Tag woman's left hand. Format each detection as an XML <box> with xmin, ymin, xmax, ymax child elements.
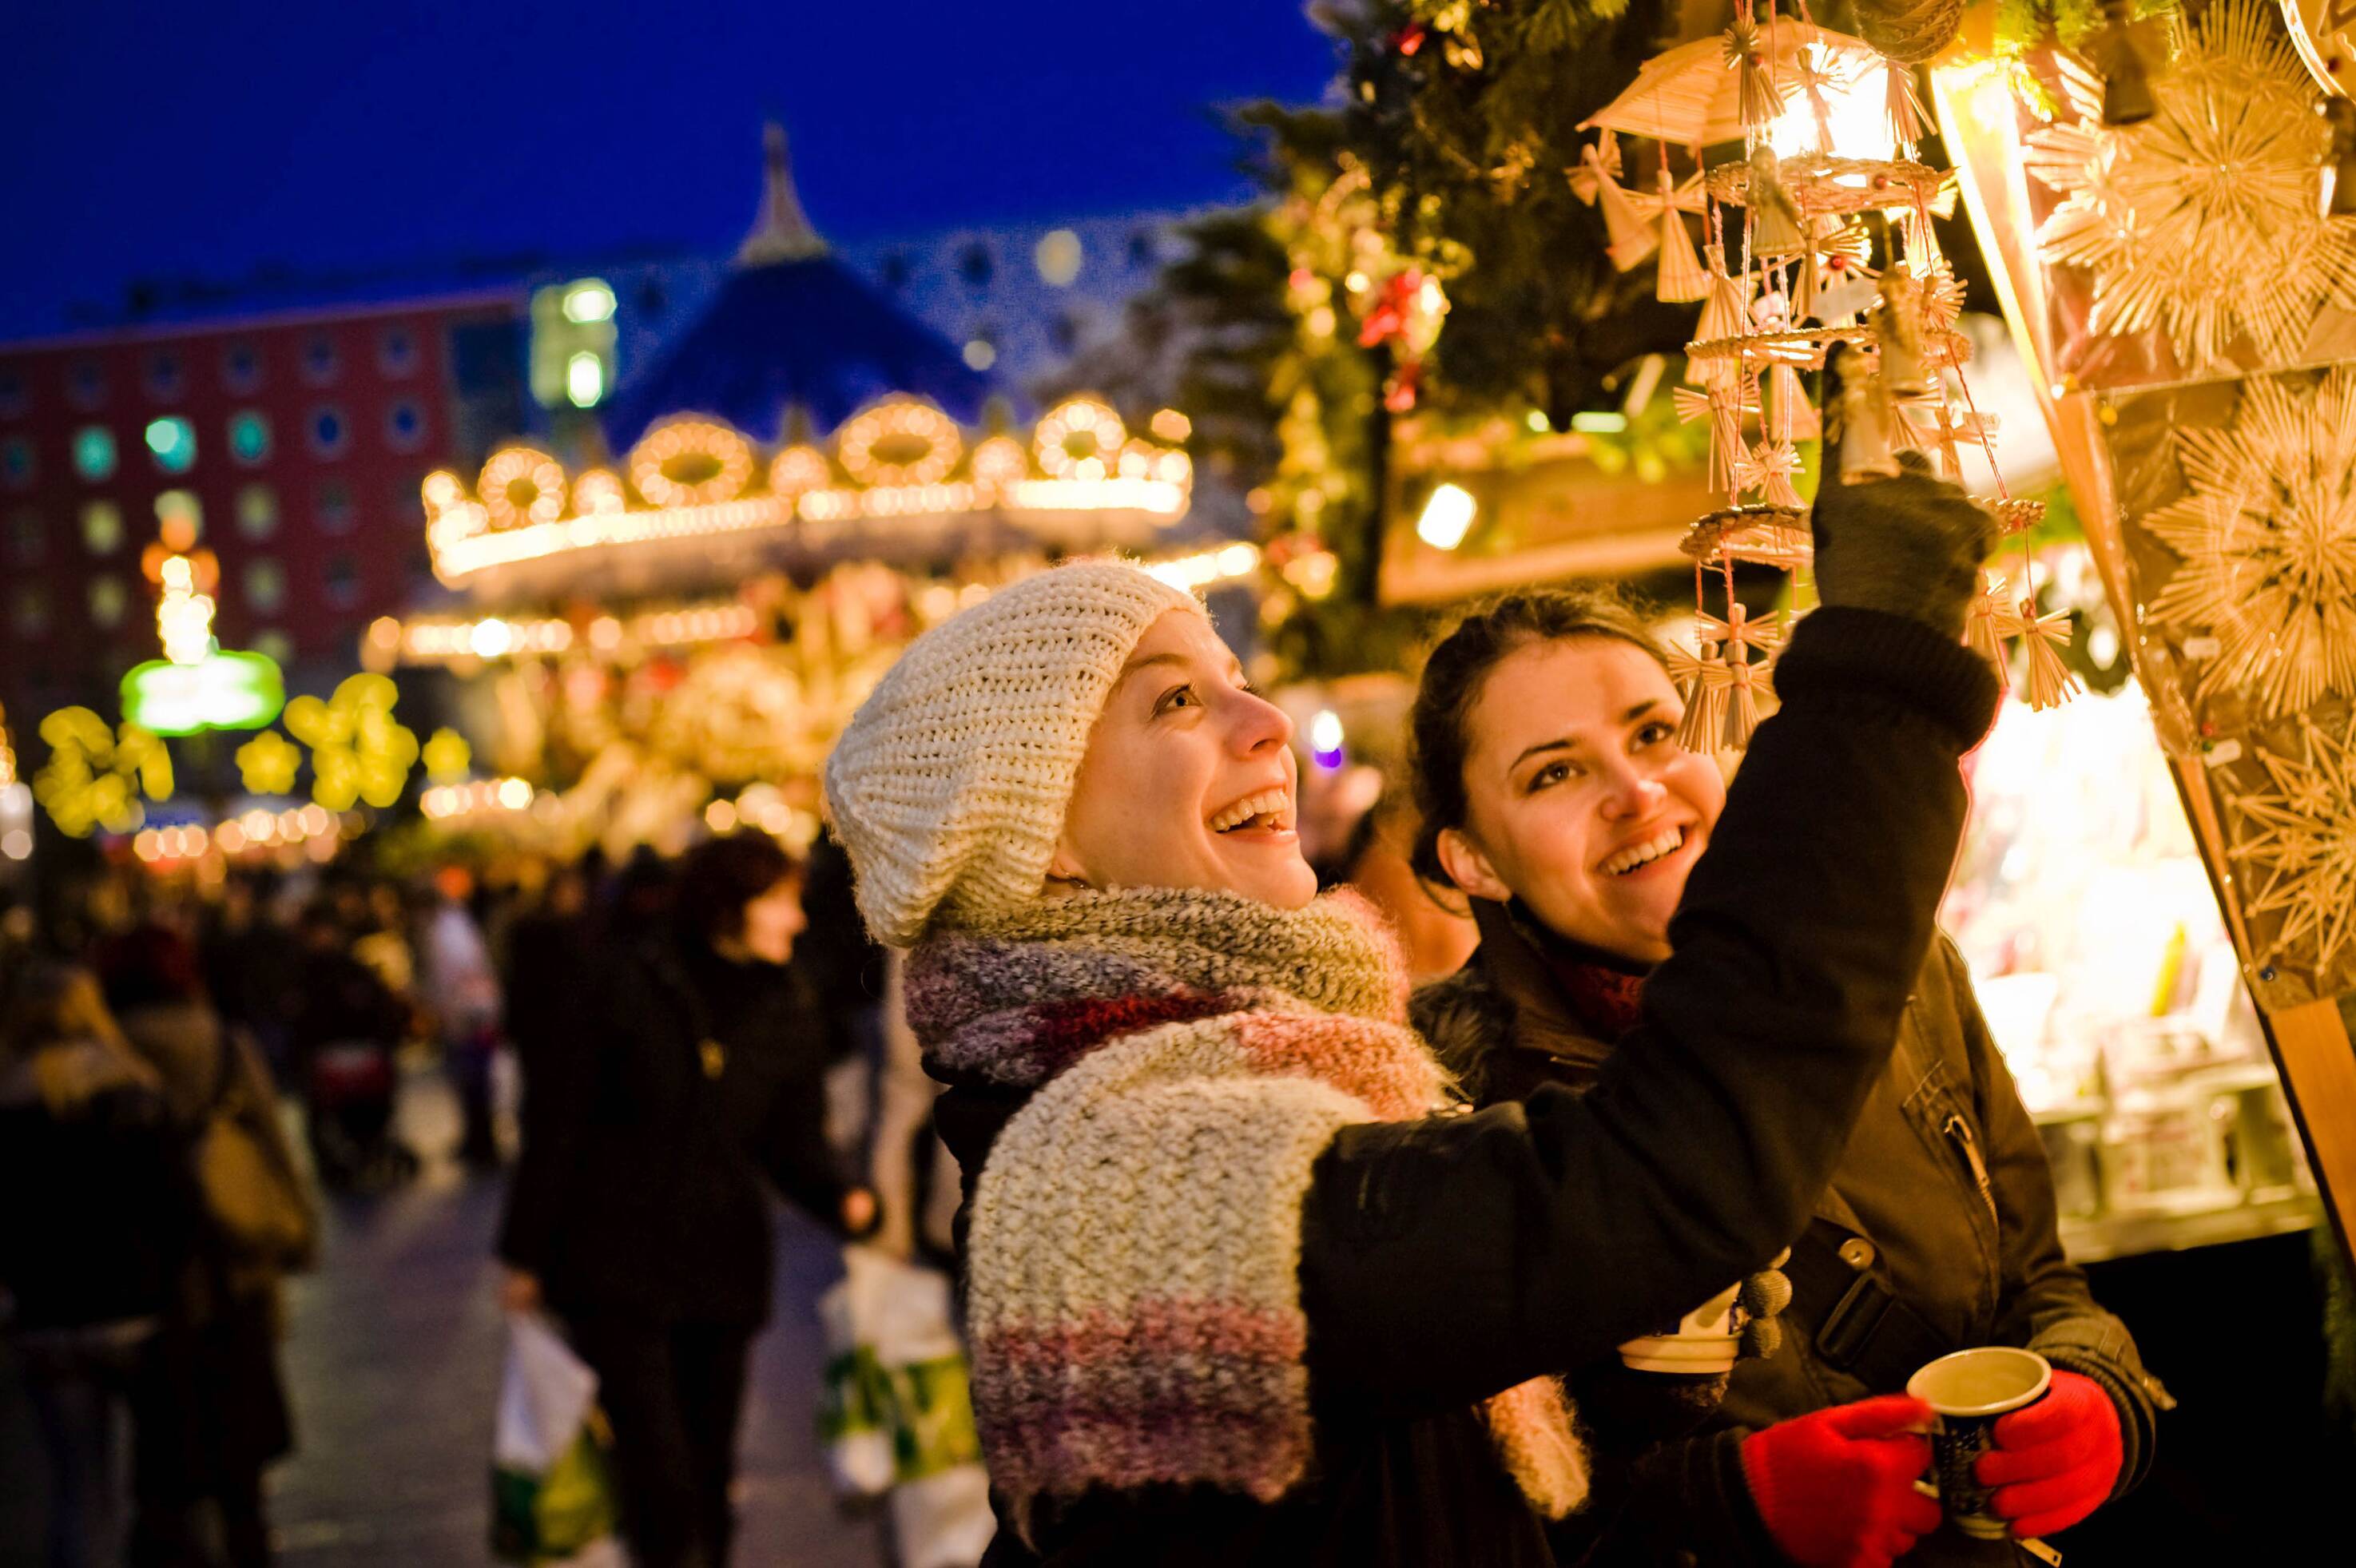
<box><xmin>1976</xmin><ymin>1369</ymin><xmax>2123</xmax><ymax>1538</ymax></box>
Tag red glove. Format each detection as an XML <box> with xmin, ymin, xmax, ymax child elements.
<box><xmin>1977</xmin><ymin>1368</ymin><xmax>2122</xmax><ymax>1538</ymax></box>
<box><xmin>1741</xmin><ymin>1395</ymin><xmax>1944</xmax><ymax>1568</ymax></box>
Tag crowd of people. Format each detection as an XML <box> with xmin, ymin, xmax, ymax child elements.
<box><xmin>2</xmin><ymin>456</ymin><xmax>2183</xmax><ymax>1568</ymax></box>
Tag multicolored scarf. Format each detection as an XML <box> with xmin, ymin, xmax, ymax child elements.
<box><xmin>905</xmin><ymin>886</ymin><xmax>1587</xmax><ymax>1523</ymax></box>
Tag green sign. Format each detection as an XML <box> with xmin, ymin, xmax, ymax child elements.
<box><xmin>121</xmin><ymin>651</ymin><xmax>285</xmax><ymax>736</ymax></box>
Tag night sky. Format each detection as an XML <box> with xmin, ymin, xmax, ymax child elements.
<box><xmin>0</xmin><ymin>0</ymin><xmax>1338</xmax><ymax>339</ymax></box>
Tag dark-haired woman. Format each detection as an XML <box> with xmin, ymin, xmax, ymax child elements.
<box><xmin>1404</xmin><ymin>488</ymin><xmax>2168</xmax><ymax>1566</ymax></box>
<box><xmin>499</xmin><ymin>833</ymin><xmax>876</xmax><ymax>1568</ymax></box>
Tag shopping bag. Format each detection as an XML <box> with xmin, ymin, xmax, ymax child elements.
<box><xmin>491</xmin><ymin>1312</ymin><xmax>623</xmax><ymax>1567</ymax></box>
<box><xmin>816</xmin><ymin>1246</ymin><xmax>995</xmax><ymax>1568</ymax></box>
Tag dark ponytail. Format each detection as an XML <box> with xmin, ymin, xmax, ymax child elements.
<box><xmin>1405</xmin><ymin>588</ymin><xmax>1670</xmax><ymax>891</ymax></box>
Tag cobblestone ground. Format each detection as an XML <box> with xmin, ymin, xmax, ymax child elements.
<box><xmin>3</xmin><ymin>1068</ymin><xmax>884</xmax><ymax>1568</ymax></box>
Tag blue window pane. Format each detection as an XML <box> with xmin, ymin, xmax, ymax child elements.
<box><xmin>4</xmin><ymin>435</ymin><xmax>38</xmax><ymax>487</ymax></box>
<box><xmin>144</xmin><ymin>416</ymin><xmax>197</xmax><ymax>474</ymax></box>
<box><xmin>74</xmin><ymin>426</ymin><xmax>117</xmax><ymax>482</ymax></box>
<box><xmin>223</xmin><ymin>343</ymin><xmax>262</xmax><ymax>392</ymax></box>
<box><xmin>228</xmin><ymin>411</ymin><xmax>272</xmax><ymax>465</ymax></box>
<box><xmin>311</xmin><ymin>407</ymin><xmax>347</xmax><ymax>455</ymax></box>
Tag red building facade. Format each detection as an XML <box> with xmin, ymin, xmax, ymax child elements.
<box><xmin>0</xmin><ymin>296</ymin><xmax>522</xmax><ymax>722</ymax></box>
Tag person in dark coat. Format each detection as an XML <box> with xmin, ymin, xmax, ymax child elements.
<box><xmin>285</xmin><ymin>903</ymin><xmax>413</xmax><ymax>1189</ymax></box>
<box><xmin>816</xmin><ymin>454</ymin><xmax>2000</xmax><ymax>1568</ymax></box>
<box><xmin>499</xmin><ymin>832</ymin><xmax>876</xmax><ymax>1568</ymax></box>
<box><xmin>101</xmin><ymin>923</ymin><xmax>316</xmax><ymax>1567</ymax></box>
<box><xmin>1403</xmin><ymin>568</ymin><xmax>2167</xmax><ymax>1561</ymax></box>
<box><xmin>0</xmin><ymin>963</ymin><xmax>201</xmax><ymax>1568</ymax></box>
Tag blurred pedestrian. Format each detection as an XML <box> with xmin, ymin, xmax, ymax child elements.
<box><xmin>0</xmin><ymin>963</ymin><xmax>199</xmax><ymax>1568</ymax></box>
<box><xmin>288</xmin><ymin>903</ymin><xmax>412</xmax><ymax>1189</ymax></box>
<box><xmin>102</xmin><ymin>924</ymin><xmax>316</xmax><ymax>1567</ymax></box>
<box><xmin>499</xmin><ymin>832</ymin><xmax>875</xmax><ymax>1568</ymax></box>
<box><xmin>501</xmin><ymin>859</ymin><xmax>591</xmax><ymax>1090</ymax></box>
<box><xmin>421</xmin><ymin>867</ymin><xmax>503</xmax><ymax>1169</ymax></box>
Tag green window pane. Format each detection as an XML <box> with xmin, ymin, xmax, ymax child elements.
<box><xmin>74</xmin><ymin>425</ymin><xmax>117</xmax><ymax>482</ymax></box>
<box><xmin>228</xmin><ymin>410</ymin><xmax>271</xmax><ymax>465</ymax></box>
<box><xmin>145</xmin><ymin>416</ymin><xmax>197</xmax><ymax>474</ymax></box>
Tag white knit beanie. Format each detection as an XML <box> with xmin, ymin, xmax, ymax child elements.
<box><xmin>822</xmin><ymin>561</ymin><xmax>1203</xmax><ymax>947</ymax></box>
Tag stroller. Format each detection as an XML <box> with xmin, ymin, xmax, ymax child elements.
<box><xmin>304</xmin><ymin>1035</ymin><xmax>413</xmax><ymax>1188</ymax></box>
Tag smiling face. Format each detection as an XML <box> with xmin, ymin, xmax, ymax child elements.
<box><xmin>1051</xmin><ymin>609</ymin><xmax>1317</xmax><ymax>910</ymax></box>
<box><xmin>1438</xmin><ymin>636</ymin><xmax>1727</xmax><ymax>966</ymax></box>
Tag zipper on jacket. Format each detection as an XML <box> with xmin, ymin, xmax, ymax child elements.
<box><xmin>1944</xmin><ymin>1113</ymin><xmax>2000</xmax><ymax>1232</ymax></box>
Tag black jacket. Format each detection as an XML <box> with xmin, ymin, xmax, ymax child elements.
<box><xmin>499</xmin><ymin>925</ymin><xmax>850</xmax><ymax>1324</ymax></box>
<box><xmin>1412</xmin><ymin>891</ymin><xmax>2171</xmax><ymax>1566</ymax></box>
<box><xmin>936</xmin><ymin>608</ymin><xmax>2002</xmax><ymax>1566</ymax></box>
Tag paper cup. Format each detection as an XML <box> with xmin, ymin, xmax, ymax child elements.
<box><xmin>1618</xmin><ymin>1281</ymin><xmax>1743</xmax><ymax>1374</ymax></box>
<box><xmin>1906</xmin><ymin>1347</ymin><xmax>2052</xmax><ymax>1540</ymax></box>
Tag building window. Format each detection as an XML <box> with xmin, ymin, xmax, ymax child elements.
<box><xmin>82</xmin><ymin>499</ymin><xmax>124</xmax><ymax>554</ymax></box>
<box><xmin>9</xmin><ymin>509</ymin><xmax>44</xmax><ymax>565</ymax></box>
<box><xmin>89</xmin><ymin>577</ymin><xmax>127</xmax><ymax>629</ymax></box>
<box><xmin>385</xmin><ymin>401</ymin><xmax>425</xmax><ymax>451</ymax></box>
<box><xmin>379</xmin><ymin>325</ymin><xmax>418</xmax><ymax>376</ymax></box>
<box><xmin>2</xmin><ymin>435</ymin><xmax>35</xmax><ymax>489</ymax></box>
<box><xmin>302</xmin><ymin>333</ymin><xmax>340</xmax><ymax>385</ymax></box>
<box><xmin>1035</xmin><ymin>228</ymin><xmax>1083</xmax><ymax>287</ymax></box>
<box><xmin>243</xmin><ymin>558</ymin><xmax>286</xmax><ymax>613</ymax></box>
<box><xmin>1127</xmin><ymin>229</ymin><xmax>1158</xmax><ymax>268</ymax></box>
<box><xmin>252</xmin><ymin>628</ymin><xmax>293</xmax><ymax>664</ymax></box>
<box><xmin>222</xmin><ymin>341</ymin><xmax>263</xmax><ymax>393</ymax></box>
<box><xmin>236</xmin><ymin>484</ymin><xmax>278</xmax><ymax>539</ymax></box>
<box><xmin>1049</xmin><ymin>311</ymin><xmax>1082</xmax><ymax>355</ymax></box>
<box><xmin>13</xmin><ymin>585</ymin><xmax>47</xmax><ymax>639</ymax></box>
<box><xmin>316</xmin><ymin>478</ymin><xmax>353</xmax><ymax>534</ymax></box>
<box><xmin>68</xmin><ymin>359</ymin><xmax>106</xmax><ymax>411</ymax></box>
<box><xmin>74</xmin><ymin>426</ymin><xmax>117</xmax><ymax>482</ymax></box>
<box><xmin>147</xmin><ymin>351</ymin><xmax>184</xmax><ymax>400</ymax></box>
<box><xmin>880</xmin><ymin>252</ymin><xmax>912</xmax><ymax>289</ymax></box>
<box><xmin>309</xmin><ymin>407</ymin><xmax>348</xmax><ymax>457</ymax></box>
<box><xmin>144</xmin><ymin>415</ymin><xmax>197</xmax><ymax>474</ymax></box>
<box><xmin>636</xmin><ymin>279</ymin><xmax>667</xmax><ymax>318</ymax></box>
<box><xmin>0</xmin><ymin>369</ymin><xmax>24</xmax><ymax>418</ymax></box>
<box><xmin>958</xmin><ymin>242</ymin><xmax>994</xmax><ymax>287</ymax></box>
<box><xmin>324</xmin><ymin>554</ymin><xmax>361</xmax><ymax>609</ymax></box>
<box><xmin>228</xmin><ymin>410</ymin><xmax>272</xmax><ymax>466</ymax></box>
<box><xmin>153</xmin><ymin>490</ymin><xmax>203</xmax><ymax>544</ymax></box>
<box><xmin>530</xmin><ymin>280</ymin><xmax>617</xmax><ymax>410</ymax></box>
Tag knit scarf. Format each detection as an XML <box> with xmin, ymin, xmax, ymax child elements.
<box><xmin>906</xmin><ymin>887</ymin><xmax>1587</xmax><ymax>1523</ymax></box>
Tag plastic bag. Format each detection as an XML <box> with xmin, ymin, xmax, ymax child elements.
<box><xmin>816</xmin><ymin>1246</ymin><xmax>995</xmax><ymax>1568</ymax></box>
<box><xmin>491</xmin><ymin>1312</ymin><xmax>622</xmax><ymax>1567</ymax></box>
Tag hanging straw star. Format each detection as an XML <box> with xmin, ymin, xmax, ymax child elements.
<box><xmin>1723</xmin><ymin>17</ymin><xmax>1788</xmax><ymax>132</ymax></box>
<box><xmin>1734</xmin><ymin>441</ymin><xmax>1806</xmax><ymax>507</ymax></box>
<box><xmin>2226</xmin><ymin>713</ymin><xmax>2356</xmax><ymax>984</ymax></box>
<box><xmin>1997</xmin><ymin>596</ymin><xmax>2081</xmax><ymax>710</ymax></box>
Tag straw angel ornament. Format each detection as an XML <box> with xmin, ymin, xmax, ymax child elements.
<box><xmin>1667</xmin><ymin>639</ymin><xmax>1732</xmax><ymax>752</ymax></box>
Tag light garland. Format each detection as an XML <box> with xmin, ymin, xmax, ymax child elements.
<box><xmin>479</xmin><ymin>447</ymin><xmax>569</xmax><ymax>530</ymax></box>
<box><xmin>1034</xmin><ymin>396</ymin><xmax>1126</xmax><ymax>478</ymax></box>
<box><xmin>423</xmin><ymin>397</ymin><xmax>1194</xmax><ymax>586</ymax></box>
<box><xmin>420</xmin><ymin>776</ymin><xmax>538</xmax><ymax>820</ymax></box>
<box><xmin>133</xmin><ymin>803</ymin><xmax>340</xmax><ymax>865</ymax></box>
<box><xmin>378</xmin><ymin>601</ymin><xmax>761</xmax><ymax>666</ymax></box>
<box><xmin>629</xmin><ymin>417</ymin><xmax>756</xmax><ymax>509</ymax></box>
<box><xmin>836</xmin><ymin>399</ymin><xmax>962</xmax><ymax>487</ymax></box>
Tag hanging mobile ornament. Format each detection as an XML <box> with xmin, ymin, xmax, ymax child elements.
<box><xmin>1766</xmin><ymin>363</ymin><xmax>1819</xmax><ymax>442</ymax></box>
<box><xmin>1735</xmin><ymin>441</ymin><xmax>1807</xmax><ymax>507</ymax></box>
<box><xmin>1651</xmin><ymin>165</ymin><xmax>1710</xmax><ymax>302</ymax></box>
<box><xmin>1702</xmin><ymin>602</ymin><xmax>1786</xmax><ymax>750</ymax></box>
<box><xmin>1669</xmin><ymin>639</ymin><xmax>1732</xmax><ymax>752</ymax></box>
<box><xmin>1674</xmin><ymin>384</ymin><xmax>1754</xmax><ymax>492</ymax></box>
<box><xmin>1869</xmin><ymin>269</ymin><xmax>1933</xmax><ymax>395</ymax></box>
<box><xmin>2002</xmin><ymin>596</ymin><xmax>2083</xmax><ymax>711</ymax></box>
<box><xmin>1744</xmin><ymin>144</ymin><xmax>1811</xmax><ymax>260</ymax></box>
<box><xmin>1833</xmin><ymin>362</ymin><xmax>1903</xmax><ymax>482</ymax></box>
<box><xmin>1574</xmin><ymin>133</ymin><xmax>1657</xmax><ymax>270</ymax></box>
<box><xmin>1964</xmin><ymin>573</ymin><xmax>2013</xmax><ymax>681</ymax></box>
<box><xmin>1723</xmin><ymin>14</ymin><xmax>1789</xmax><ymax>131</ymax></box>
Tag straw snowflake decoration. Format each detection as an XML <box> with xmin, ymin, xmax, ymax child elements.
<box><xmin>2140</xmin><ymin>367</ymin><xmax>2356</xmax><ymax>716</ymax></box>
<box><xmin>2223</xmin><ymin>714</ymin><xmax>2356</xmax><ymax>982</ymax></box>
<box><xmin>2023</xmin><ymin>0</ymin><xmax>2356</xmax><ymax>369</ymax></box>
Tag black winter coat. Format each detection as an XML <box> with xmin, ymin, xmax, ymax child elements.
<box><xmin>1412</xmin><ymin>895</ymin><xmax>2171</xmax><ymax>1566</ymax></box>
<box><xmin>499</xmin><ymin>926</ymin><xmax>850</xmax><ymax>1325</ymax></box>
<box><xmin>936</xmin><ymin>608</ymin><xmax>2003</xmax><ymax>1566</ymax></box>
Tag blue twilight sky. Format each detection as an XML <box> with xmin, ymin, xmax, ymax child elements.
<box><xmin>0</xmin><ymin>0</ymin><xmax>1338</xmax><ymax>341</ymax></box>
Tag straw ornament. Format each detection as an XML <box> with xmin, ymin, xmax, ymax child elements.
<box><xmin>1999</xmin><ymin>597</ymin><xmax>2081</xmax><ymax>712</ymax></box>
<box><xmin>1645</xmin><ymin>168</ymin><xmax>1711</xmax><ymax>302</ymax></box>
<box><xmin>2224</xmin><ymin>715</ymin><xmax>2356</xmax><ymax>986</ymax></box>
<box><xmin>1667</xmin><ymin>640</ymin><xmax>1732</xmax><ymax>752</ymax></box>
<box><xmin>1964</xmin><ymin>575</ymin><xmax>2012</xmax><ymax>679</ymax></box>
<box><xmin>1734</xmin><ymin>441</ymin><xmax>1806</xmax><ymax>508</ymax></box>
<box><xmin>1724</xmin><ymin>18</ymin><xmax>1789</xmax><ymax>131</ymax></box>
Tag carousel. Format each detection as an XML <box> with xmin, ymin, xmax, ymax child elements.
<box><xmin>373</xmin><ymin>129</ymin><xmax>1238</xmax><ymax>855</ymax></box>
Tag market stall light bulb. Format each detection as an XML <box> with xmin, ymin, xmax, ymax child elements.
<box><xmin>1417</xmin><ymin>483</ymin><xmax>1477</xmax><ymax>550</ymax></box>
<box><xmin>566</xmin><ymin>351</ymin><xmax>605</xmax><ymax>408</ymax></box>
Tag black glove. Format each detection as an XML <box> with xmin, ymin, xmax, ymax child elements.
<box><xmin>1813</xmin><ymin>352</ymin><xmax>1996</xmax><ymax>640</ymax></box>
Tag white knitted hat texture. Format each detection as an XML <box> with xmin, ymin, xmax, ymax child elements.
<box><xmin>823</xmin><ymin>561</ymin><xmax>1202</xmax><ymax>947</ymax></box>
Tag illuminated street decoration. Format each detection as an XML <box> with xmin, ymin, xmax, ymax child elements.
<box><xmin>282</xmin><ymin>674</ymin><xmax>419</xmax><ymax>811</ymax></box>
<box><xmin>423</xmin><ymin>395</ymin><xmax>1194</xmax><ymax>586</ymax></box>
<box><xmin>423</xmin><ymin>727</ymin><xmax>473</xmax><ymax>782</ymax></box>
<box><xmin>34</xmin><ymin>708</ymin><xmax>173</xmax><ymax>838</ymax></box>
<box><xmin>121</xmin><ymin>649</ymin><xmax>285</xmax><ymax>735</ymax></box>
<box><xmin>236</xmin><ymin>730</ymin><xmax>303</xmax><ymax>795</ymax></box>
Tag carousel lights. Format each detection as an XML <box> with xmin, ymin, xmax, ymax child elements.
<box><xmin>381</xmin><ymin>602</ymin><xmax>758</xmax><ymax>665</ymax></box>
<box><xmin>1144</xmin><ymin>542</ymin><xmax>1261</xmax><ymax>592</ymax></box>
<box><xmin>132</xmin><ymin>801</ymin><xmax>344</xmax><ymax>864</ymax></box>
<box><xmin>837</xmin><ymin>399</ymin><xmax>963</xmax><ymax>487</ymax></box>
<box><xmin>630</xmin><ymin>418</ymin><xmax>756</xmax><ymax>510</ymax></box>
<box><xmin>1035</xmin><ymin>396</ymin><xmax>1127</xmax><ymax>478</ymax></box>
<box><xmin>480</xmin><ymin>447</ymin><xmax>569</xmax><ymax>531</ymax></box>
<box><xmin>572</xmin><ymin>468</ymin><xmax>627</xmax><ymax>516</ymax></box>
<box><xmin>769</xmin><ymin>444</ymin><xmax>832</xmax><ymax>496</ymax></box>
<box><xmin>419</xmin><ymin>776</ymin><xmax>539</xmax><ymax>820</ymax></box>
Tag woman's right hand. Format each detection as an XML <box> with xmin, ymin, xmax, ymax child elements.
<box><xmin>500</xmin><ymin>1268</ymin><xmax>542</xmax><ymax>1315</ymax></box>
<box><xmin>1813</xmin><ymin>355</ymin><xmax>1998</xmax><ymax>640</ymax></box>
<box><xmin>1738</xmin><ymin>1395</ymin><xmax>1943</xmax><ymax>1568</ymax></box>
